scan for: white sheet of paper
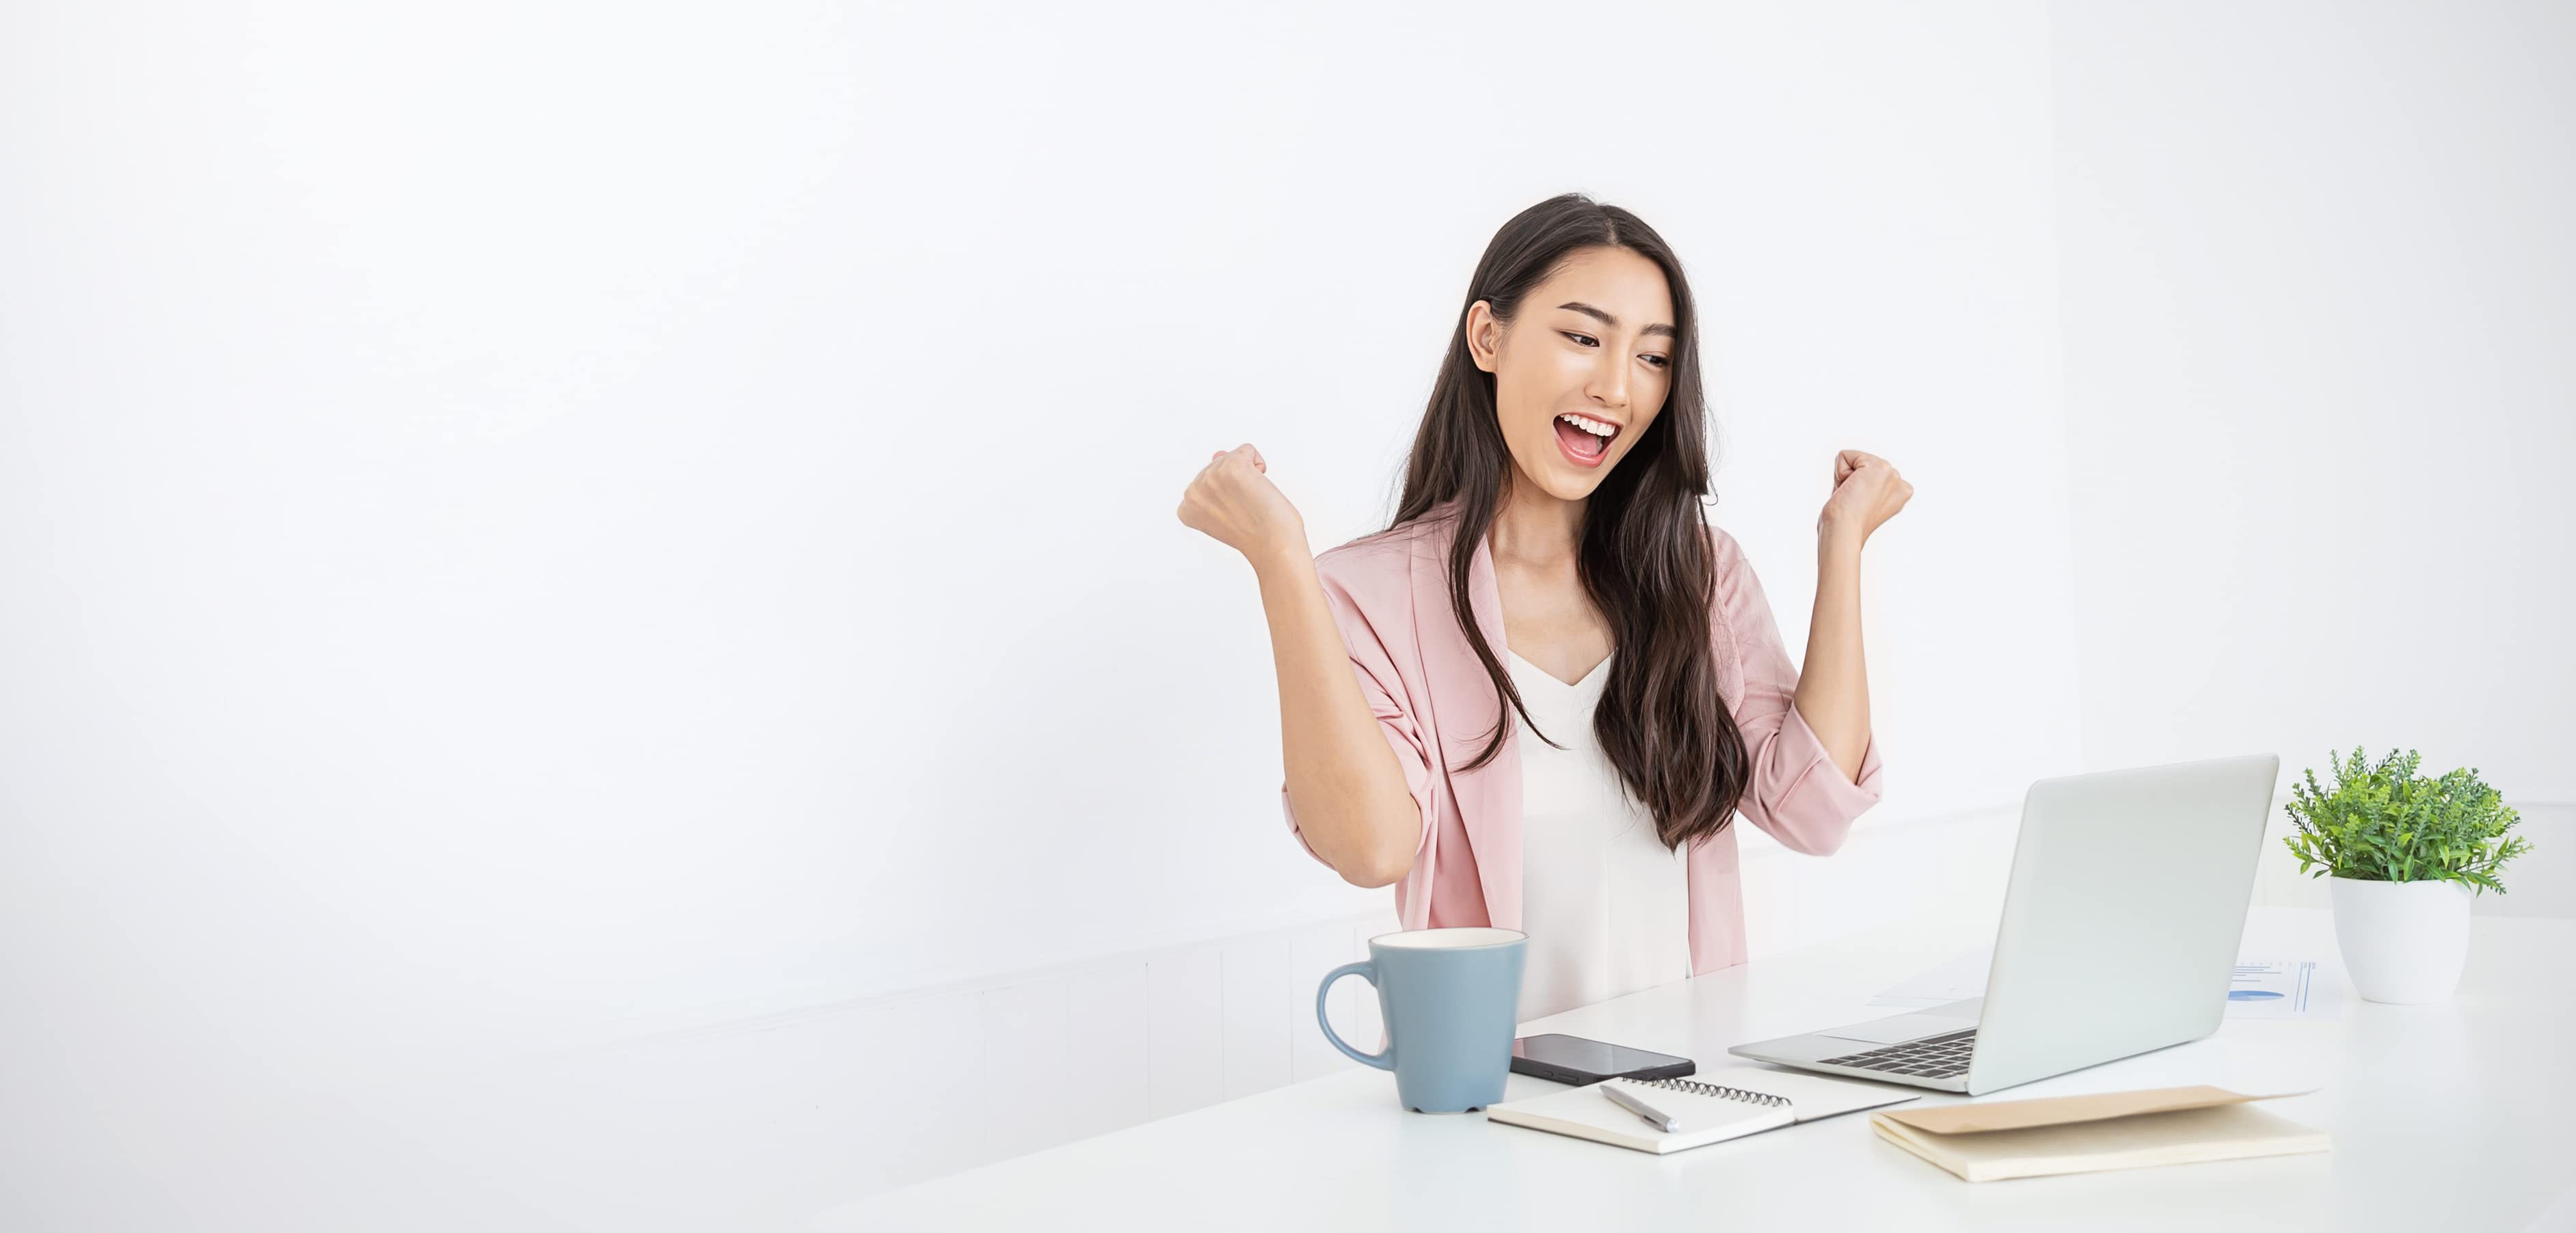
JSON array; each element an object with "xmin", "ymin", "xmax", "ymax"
[{"xmin": 2225, "ymin": 958, "xmax": 2345, "ymax": 1018}]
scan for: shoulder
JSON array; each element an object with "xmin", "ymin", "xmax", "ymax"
[
  {"xmin": 1313, "ymin": 515, "xmax": 1439, "ymax": 579},
  {"xmin": 1698, "ymin": 519, "xmax": 1770, "ymax": 643},
  {"xmin": 1700, "ymin": 518, "xmax": 1749, "ymax": 564},
  {"xmin": 1698, "ymin": 519, "xmax": 1758, "ymax": 597},
  {"xmin": 1306, "ymin": 516, "xmax": 1443, "ymax": 621}
]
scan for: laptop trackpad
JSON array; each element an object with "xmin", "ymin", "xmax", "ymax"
[{"xmin": 1811, "ymin": 1012, "xmax": 1977, "ymax": 1045}]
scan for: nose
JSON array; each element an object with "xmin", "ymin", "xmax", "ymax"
[{"xmin": 1587, "ymin": 348, "xmax": 1630, "ymax": 411}]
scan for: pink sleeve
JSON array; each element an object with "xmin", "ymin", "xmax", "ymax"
[
  {"xmin": 1709, "ymin": 526, "xmax": 1884, "ymax": 856},
  {"xmin": 1279, "ymin": 556, "xmax": 1438, "ymax": 871}
]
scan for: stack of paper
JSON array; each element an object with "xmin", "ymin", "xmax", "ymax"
[{"xmin": 1870, "ymin": 1085, "xmax": 2329, "ymax": 1182}]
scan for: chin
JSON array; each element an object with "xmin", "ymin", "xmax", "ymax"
[{"xmin": 1537, "ymin": 465, "xmax": 1609, "ymax": 500}]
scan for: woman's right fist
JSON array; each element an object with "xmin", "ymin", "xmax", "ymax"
[{"xmin": 1179, "ymin": 444, "xmax": 1307, "ymax": 565}]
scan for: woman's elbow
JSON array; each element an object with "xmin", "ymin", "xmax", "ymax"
[
  {"xmin": 1748, "ymin": 757, "xmax": 1879, "ymax": 856},
  {"xmin": 1336, "ymin": 812, "xmax": 1422, "ymax": 888},
  {"xmin": 1337, "ymin": 841, "xmax": 1417, "ymax": 889}
]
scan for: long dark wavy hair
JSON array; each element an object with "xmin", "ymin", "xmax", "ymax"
[{"xmin": 1384, "ymin": 192, "xmax": 1746, "ymax": 852}]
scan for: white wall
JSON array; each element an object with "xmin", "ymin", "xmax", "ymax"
[
  {"xmin": 0, "ymin": 0, "xmax": 2081, "ymax": 1092},
  {"xmin": 2049, "ymin": 1, "xmax": 2576, "ymax": 800}
]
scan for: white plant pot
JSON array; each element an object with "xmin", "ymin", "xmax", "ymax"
[{"xmin": 2327, "ymin": 876, "xmax": 2472, "ymax": 1004}]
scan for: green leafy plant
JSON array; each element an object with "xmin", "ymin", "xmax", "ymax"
[{"xmin": 2283, "ymin": 747, "xmax": 2532, "ymax": 893}]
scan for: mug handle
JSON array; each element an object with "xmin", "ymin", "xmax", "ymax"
[{"xmin": 1315, "ymin": 960, "xmax": 1393, "ymax": 1070}]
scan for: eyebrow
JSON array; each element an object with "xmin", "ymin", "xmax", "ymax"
[{"xmin": 1557, "ymin": 301, "xmax": 1674, "ymax": 340}]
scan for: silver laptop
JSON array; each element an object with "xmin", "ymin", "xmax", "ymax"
[{"xmin": 1729, "ymin": 753, "xmax": 2280, "ymax": 1096}]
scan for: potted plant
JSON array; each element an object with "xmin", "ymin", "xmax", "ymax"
[{"xmin": 2283, "ymin": 747, "xmax": 2533, "ymax": 1003}]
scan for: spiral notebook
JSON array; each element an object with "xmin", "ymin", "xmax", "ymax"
[{"xmin": 1484, "ymin": 1066, "xmax": 1920, "ymax": 1154}]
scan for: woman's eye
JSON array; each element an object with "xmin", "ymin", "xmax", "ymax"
[{"xmin": 1568, "ymin": 332, "xmax": 1672, "ymax": 370}]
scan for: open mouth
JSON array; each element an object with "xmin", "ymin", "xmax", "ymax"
[{"xmin": 1553, "ymin": 414, "xmax": 1619, "ymax": 463}]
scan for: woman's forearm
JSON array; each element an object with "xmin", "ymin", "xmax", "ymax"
[
  {"xmin": 1794, "ymin": 530, "xmax": 1871, "ymax": 781},
  {"xmin": 1255, "ymin": 547, "xmax": 1423, "ymax": 888}
]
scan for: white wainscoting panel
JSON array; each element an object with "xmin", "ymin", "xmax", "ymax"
[
  {"xmin": 1220, "ymin": 930, "xmax": 1293, "ymax": 1099},
  {"xmin": 1144, "ymin": 943, "xmax": 1225, "ymax": 1120},
  {"xmin": 1060, "ymin": 960, "xmax": 1152, "ymax": 1141}
]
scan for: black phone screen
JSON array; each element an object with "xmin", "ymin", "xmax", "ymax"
[{"xmin": 1509, "ymin": 1033, "xmax": 1696, "ymax": 1085}]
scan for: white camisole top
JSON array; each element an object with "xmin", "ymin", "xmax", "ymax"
[{"xmin": 1505, "ymin": 647, "xmax": 1694, "ymax": 1025}]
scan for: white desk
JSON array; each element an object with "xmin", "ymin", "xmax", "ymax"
[{"xmin": 812, "ymin": 906, "xmax": 2576, "ymax": 1232}]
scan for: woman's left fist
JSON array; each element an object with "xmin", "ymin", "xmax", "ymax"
[{"xmin": 1817, "ymin": 450, "xmax": 1911, "ymax": 545}]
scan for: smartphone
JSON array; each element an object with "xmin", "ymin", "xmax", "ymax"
[{"xmin": 1509, "ymin": 1033, "xmax": 1697, "ymax": 1085}]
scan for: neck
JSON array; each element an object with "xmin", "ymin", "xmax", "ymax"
[{"xmin": 1486, "ymin": 469, "xmax": 1584, "ymax": 567}]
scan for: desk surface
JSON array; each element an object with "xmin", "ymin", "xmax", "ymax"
[{"xmin": 813, "ymin": 906, "xmax": 2576, "ymax": 1232}]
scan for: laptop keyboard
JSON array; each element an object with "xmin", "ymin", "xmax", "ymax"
[{"xmin": 1816, "ymin": 1027, "xmax": 1978, "ymax": 1079}]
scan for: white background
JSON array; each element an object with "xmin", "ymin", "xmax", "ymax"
[
  {"xmin": 2054, "ymin": 2, "xmax": 2575, "ymax": 797},
  {"xmin": 1, "ymin": 1, "xmax": 2568, "ymax": 1228}
]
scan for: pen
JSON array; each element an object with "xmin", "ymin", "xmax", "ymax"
[{"xmin": 1600, "ymin": 1081, "xmax": 1676, "ymax": 1133}]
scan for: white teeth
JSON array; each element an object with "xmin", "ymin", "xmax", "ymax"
[{"xmin": 1559, "ymin": 414, "xmax": 1616, "ymax": 437}]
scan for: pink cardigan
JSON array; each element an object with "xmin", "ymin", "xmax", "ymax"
[{"xmin": 1279, "ymin": 498, "xmax": 1886, "ymax": 975}]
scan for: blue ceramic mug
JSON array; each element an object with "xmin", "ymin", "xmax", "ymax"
[{"xmin": 1315, "ymin": 927, "xmax": 1527, "ymax": 1113}]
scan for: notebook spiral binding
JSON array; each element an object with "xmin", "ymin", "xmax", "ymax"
[{"xmin": 1632, "ymin": 1076, "xmax": 1793, "ymax": 1109}]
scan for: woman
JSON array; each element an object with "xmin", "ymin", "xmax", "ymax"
[{"xmin": 1177, "ymin": 193, "xmax": 1912, "ymax": 1024}]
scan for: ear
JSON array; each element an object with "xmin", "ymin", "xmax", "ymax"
[{"xmin": 1465, "ymin": 301, "xmax": 1500, "ymax": 373}]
